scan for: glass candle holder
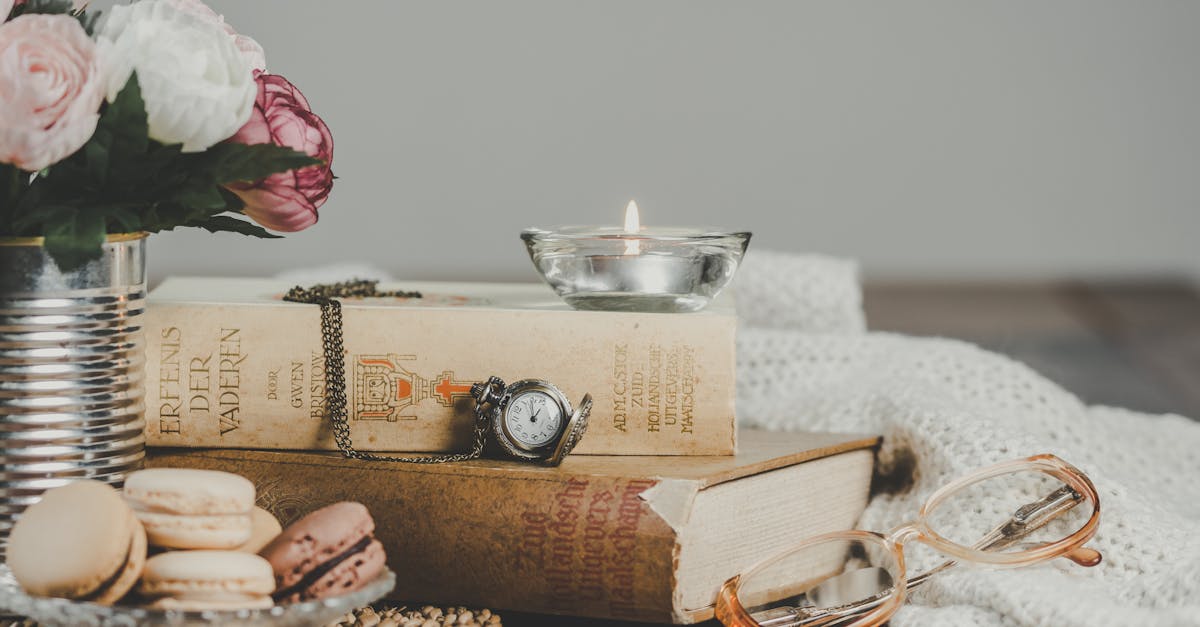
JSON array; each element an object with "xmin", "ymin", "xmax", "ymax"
[{"xmin": 521, "ymin": 226, "xmax": 751, "ymax": 313}]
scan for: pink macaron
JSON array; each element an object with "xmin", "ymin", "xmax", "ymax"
[{"xmin": 258, "ymin": 502, "xmax": 386, "ymax": 603}]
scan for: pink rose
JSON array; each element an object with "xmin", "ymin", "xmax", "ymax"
[
  {"xmin": 0, "ymin": 14, "xmax": 104, "ymax": 171},
  {"xmin": 226, "ymin": 74, "xmax": 333, "ymax": 232},
  {"xmin": 164, "ymin": 0, "xmax": 265, "ymax": 72}
]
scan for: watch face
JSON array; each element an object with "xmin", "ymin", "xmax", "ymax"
[{"xmin": 504, "ymin": 390, "xmax": 563, "ymax": 449}]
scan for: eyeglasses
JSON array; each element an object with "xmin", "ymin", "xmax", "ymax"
[{"xmin": 716, "ymin": 454, "xmax": 1102, "ymax": 627}]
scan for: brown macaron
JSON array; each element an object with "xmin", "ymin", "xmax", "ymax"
[
  {"xmin": 8, "ymin": 480, "xmax": 147, "ymax": 605},
  {"xmin": 259, "ymin": 501, "xmax": 386, "ymax": 603}
]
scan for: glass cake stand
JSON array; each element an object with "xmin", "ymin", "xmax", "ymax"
[{"xmin": 0, "ymin": 565, "xmax": 395, "ymax": 626}]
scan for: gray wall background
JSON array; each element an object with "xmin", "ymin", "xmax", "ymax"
[{"xmin": 135, "ymin": 1, "xmax": 1200, "ymax": 284}]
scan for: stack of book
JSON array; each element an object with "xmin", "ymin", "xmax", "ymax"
[{"xmin": 143, "ymin": 278, "xmax": 879, "ymax": 624}]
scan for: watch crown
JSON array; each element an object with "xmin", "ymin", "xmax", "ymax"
[
  {"xmin": 471, "ymin": 376, "xmax": 505, "ymax": 406},
  {"xmin": 469, "ymin": 381, "xmax": 486, "ymax": 399}
]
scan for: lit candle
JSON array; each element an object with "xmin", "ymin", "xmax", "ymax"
[{"xmin": 521, "ymin": 203, "xmax": 752, "ymax": 313}]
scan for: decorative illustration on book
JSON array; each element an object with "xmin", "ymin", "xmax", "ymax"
[
  {"xmin": 271, "ymin": 291, "xmax": 491, "ymax": 308},
  {"xmin": 355, "ymin": 354, "xmax": 476, "ymax": 421}
]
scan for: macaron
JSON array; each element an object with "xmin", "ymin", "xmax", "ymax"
[
  {"xmin": 139, "ymin": 550, "xmax": 275, "ymax": 610},
  {"xmin": 123, "ymin": 468, "xmax": 255, "ymax": 549},
  {"xmin": 259, "ymin": 501, "xmax": 386, "ymax": 603},
  {"xmin": 234, "ymin": 506, "xmax": 283, "ymax": 554},
  {"xmin": 7, "ymin": 480, "xmax": 146, "ymax": 605}
]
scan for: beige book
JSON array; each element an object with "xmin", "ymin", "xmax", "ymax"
[
  {"xmin": 147, "ymin": 430, "xmax": 879, "ymax": 623},
  {"xmin": 144, "ymin": 277, "xmax": 736, "ymax": 455}
]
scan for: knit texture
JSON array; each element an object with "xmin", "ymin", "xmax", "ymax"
[{"xmin": 735, "ymin": 251, "xmax": 1200, "ymax": 627}]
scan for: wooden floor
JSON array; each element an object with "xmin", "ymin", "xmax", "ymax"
[
  {"xmin": 503, "ymin": 281, "xmax": 1200, "ymax": 627},
  {"xmin": 865, "ymin": 281, "xmax": 1200, "ymax": 419}
]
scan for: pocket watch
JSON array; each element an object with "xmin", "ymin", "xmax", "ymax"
[{"xmin": 470, "ymin": 376, "xmax": 591, "ymax": 466}]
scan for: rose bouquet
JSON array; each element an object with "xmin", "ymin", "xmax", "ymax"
[{"xmin": 0, "ymin": 0, "xmax": 333, "ymax": 269}]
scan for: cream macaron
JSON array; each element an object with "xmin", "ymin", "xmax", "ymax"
[
  {"xmin": 139, "ymin": 550, "xmax": 275, "ymax": 610},
  {"xmin": 234, "ymin": 506, "xmax": 283, "ymax": 554},
  {"xmin": 123, "ymin": 468, "xmax": 255, "ymax": 550},
  {"xmin": 8, "ymin": 480, "xmax": 147, "ymax": 605}
]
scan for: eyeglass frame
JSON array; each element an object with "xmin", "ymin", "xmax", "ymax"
[{"xmin": 715, "ymin": 454, "xmax": 1103, "ymax": 627}]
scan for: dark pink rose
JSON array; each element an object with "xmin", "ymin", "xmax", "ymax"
[{"xmin": 226, "ymin": 73, "xmax": 333, "ymax": 232}]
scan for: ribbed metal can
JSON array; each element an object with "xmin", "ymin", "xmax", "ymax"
[{"xmin": 0, "ymin": 233, "xmax": 147, "ymax": 553}]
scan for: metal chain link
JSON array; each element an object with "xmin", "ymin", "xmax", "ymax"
[{"xmin": 283, "ymin": 280, "xmax": 488, "ymax": 463}]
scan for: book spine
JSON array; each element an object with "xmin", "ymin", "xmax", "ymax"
[
  {"xmin": 144, "ymin": 301, "xmax": 736, "ymax": 455},
  {"xmin": 146, "ymin": 450, "xmax": 683, "ymax": 623}
]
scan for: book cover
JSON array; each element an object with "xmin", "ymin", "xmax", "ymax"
[
  {"xmin": 147, "ymin": 430, "xmax": 880, "ymax": 623},
  {"xmin": 143, "ymin": 277, "xmax": 737, "ymax": 455}
]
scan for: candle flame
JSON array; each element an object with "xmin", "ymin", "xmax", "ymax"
[
  {"xmin": 624, "ymin": 200, "xmax": 641, "ymax": 255},
  {"xmin": 624, "ymin": 200, "xmax": 641, "ymax": 232}
]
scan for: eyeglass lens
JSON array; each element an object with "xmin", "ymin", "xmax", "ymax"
[
  {"xmin": 739, "ymin": 534, "xmax": 900, "ymax": 626},
  {"xmin": 924, "ymin": 468, "xmax": 1093, "ymax": 557}
]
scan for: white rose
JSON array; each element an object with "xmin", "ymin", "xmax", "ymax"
[
  {"xmin": 164, "ymin": 0, "xmax": 267, "ymax": 72},
  {"xmin": 96, "ymin": 0, "xmax": 256, "ymax": 152}
]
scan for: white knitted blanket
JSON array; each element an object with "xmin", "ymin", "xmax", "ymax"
[{"xmin": 735, "ymin": 251, "xmax": 1200, "ymax": 627}]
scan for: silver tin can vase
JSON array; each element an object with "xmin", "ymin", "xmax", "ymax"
[{"xmin": 0, "ymin": 233, "xmax": 147, "ymax": 554}]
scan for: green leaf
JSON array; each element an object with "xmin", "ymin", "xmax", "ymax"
[
  {"xmin": 0, "ymin": 164, "xmax": 24, "ymax": 231},
  {"xmin": 199, "ymin": 143, "xmax": 322, "ymax": 185},
  {"xmin": 10, "ymin": 183, "xmax": 44, "ymax": 233},
  {"xmin": 108, "ymin": 143, "xmax": 187, "ymax": 200},
  {"xmin": 76, "ymin": 9, "xmax": 101, "ymax": 35},
  {"xmin": 218, "ymin": 186, "xmax": 246, "ymax": 211},
  {"xmin": 13, "ymin": 0, "xmax": 74, "ymax": 16},
  {"xmin": 41, "ymin": 158, "xmax": 89, "ymax": 192},
  {"xmin": 193, "ymin": 215, "xmax": 282, "ymax": 239},
  {"xmin": 171, "ymin": 184, "xmax": 227, "ymax": 211},
  {"xmin": 146, "ymin": 203, "xmax": 204, "ymax": 228},
  {"xmin": 142, "ymin": 143, "xmax": 184, "ymax": 178},
  {"xmin": 101, "ymin": 206, "xmax": 143, "ymax": 232},
  {"xmin": 43, "ymin": 208, "xmax": 106, "ymax": 271},
  {"xmin": 87, "ymin": 74, "xmax": 149, "ymax": 186},
  {"xmin": 12, "ymin": 0, "xmax": 99, "ymax": 33}
]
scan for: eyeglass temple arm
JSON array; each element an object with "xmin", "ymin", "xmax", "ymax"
[{"xmin": 906, "ymin": 485, "xmax": 1098, "ymax": 590}]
